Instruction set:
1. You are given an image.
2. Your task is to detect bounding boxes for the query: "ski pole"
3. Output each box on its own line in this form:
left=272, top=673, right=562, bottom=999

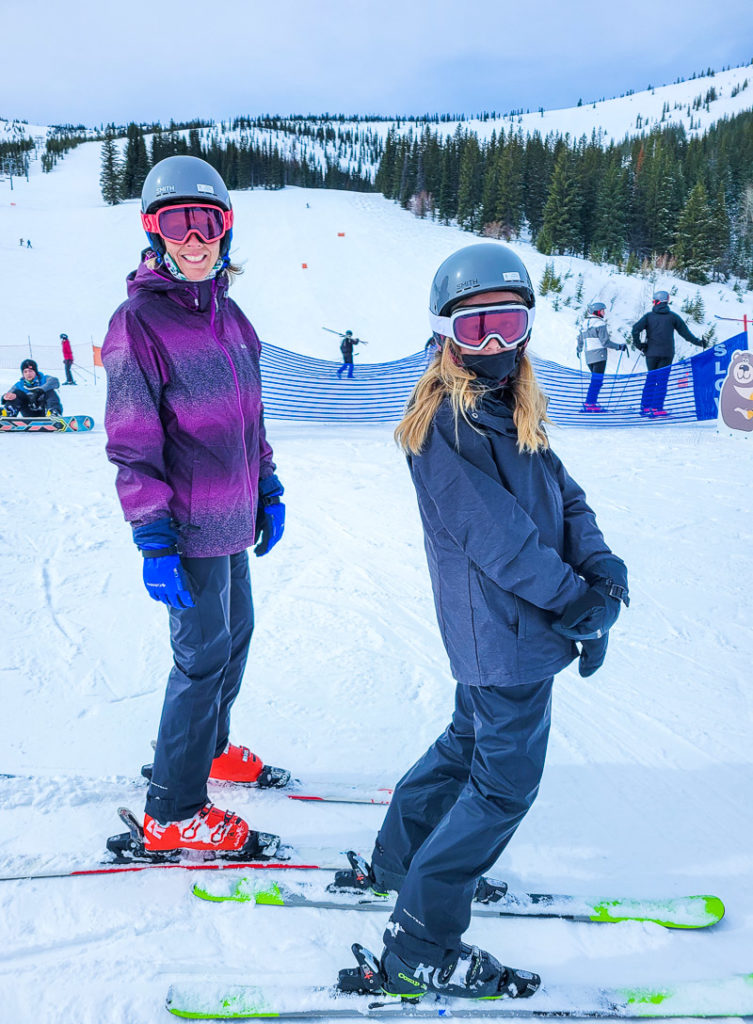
left=322, top=327, right=346, bottom=337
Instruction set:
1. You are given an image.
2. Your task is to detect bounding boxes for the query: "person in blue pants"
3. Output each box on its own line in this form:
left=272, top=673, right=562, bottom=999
left=353, top=244, right=629, bottom=1001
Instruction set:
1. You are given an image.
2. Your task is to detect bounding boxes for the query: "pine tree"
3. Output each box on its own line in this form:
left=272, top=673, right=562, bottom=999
left=710, top=183, right=731, bottom=279
left=536, top=148, right=581, bottom=254
left=674, top=180, right=715, bottom=283
left=591, top=162, right=628, bottom=263
left=456, top=134, right=481, bottom=231
left=99, top=136, right=121, bottom=205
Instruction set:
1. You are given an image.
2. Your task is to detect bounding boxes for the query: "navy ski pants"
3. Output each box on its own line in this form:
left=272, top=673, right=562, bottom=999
left=146, top=551, right=254, bottom=823
left=641, top=355, right=673, bottom=411
left=373, top=677, right=553, bottom=967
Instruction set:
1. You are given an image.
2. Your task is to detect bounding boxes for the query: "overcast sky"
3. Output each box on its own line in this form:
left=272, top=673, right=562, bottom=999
left=4, top=0, right=752, bottom=126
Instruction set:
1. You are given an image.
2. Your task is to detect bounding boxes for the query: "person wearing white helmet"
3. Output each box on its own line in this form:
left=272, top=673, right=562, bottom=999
left=576, top=302, right=627, bottom=412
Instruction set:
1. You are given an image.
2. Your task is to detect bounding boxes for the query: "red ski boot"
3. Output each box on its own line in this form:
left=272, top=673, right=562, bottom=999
left=209, top=744, right=291, bottom=788
left=143, top=802, right=250, bottom=852
left=106, top=806, right=281, bottom=863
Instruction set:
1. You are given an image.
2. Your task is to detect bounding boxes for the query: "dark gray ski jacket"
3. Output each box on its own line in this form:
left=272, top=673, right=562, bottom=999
left=407, top=393, right=619, bottom=687
left=631, top=303, right=702, bottom=358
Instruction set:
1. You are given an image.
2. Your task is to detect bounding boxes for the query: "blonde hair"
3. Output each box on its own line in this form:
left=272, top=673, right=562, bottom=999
left=395, top=341, right=551, bottom=455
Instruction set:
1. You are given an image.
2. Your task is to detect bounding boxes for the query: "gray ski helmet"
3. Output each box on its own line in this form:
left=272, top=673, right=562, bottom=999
left=653, top=290, right=670, bottom=304
left=587, top=302, right=607, bottom=317
left=429, top=243, right=535, bottom=319
left=141, top=155, right=233, bottom=258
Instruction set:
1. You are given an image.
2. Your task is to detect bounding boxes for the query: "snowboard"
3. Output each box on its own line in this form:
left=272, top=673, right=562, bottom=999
left=0, top=414, right=94, bottom=432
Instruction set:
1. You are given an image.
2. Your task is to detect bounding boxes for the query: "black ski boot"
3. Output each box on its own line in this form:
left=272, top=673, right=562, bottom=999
left=379, top=942, right=540, bottom=1000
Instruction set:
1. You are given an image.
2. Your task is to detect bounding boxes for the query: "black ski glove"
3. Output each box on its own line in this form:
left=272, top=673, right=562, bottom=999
left=552, top=585, right=621, bottom=641
left=578, top=634, right=609, bottom=677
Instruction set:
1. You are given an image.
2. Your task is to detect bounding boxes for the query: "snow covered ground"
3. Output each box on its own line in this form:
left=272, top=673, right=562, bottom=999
left=0, top=126, right=752, bottom=1024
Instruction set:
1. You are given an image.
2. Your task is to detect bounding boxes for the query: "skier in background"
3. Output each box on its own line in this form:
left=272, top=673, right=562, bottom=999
left=103, top=156, right=289, bottom=860
left=576, top=301, right=626, bottom=412
left=337, top=330, right=363, bottom=378
left=60, top=333, right=76, bottom=385
left=26, top=239, right=32, bottom=248
left=2, top=359, right=63, bottom=417
left=631, top=290, right=709, bottom=417
left=344, top=244, right=629, bottom=1000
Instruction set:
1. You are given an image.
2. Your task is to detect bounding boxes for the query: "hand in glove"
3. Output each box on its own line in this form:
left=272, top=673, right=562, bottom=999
left=254, top=473, right=285, bottom=557
left=578, top=634, right=609, bottom=677
left=142, top=554, right=194, bottom=608
left=619, top=343, right=628, bottom=352
left=133, top=517, right=195, bottom=609
left=552, top=584, right=622, bottom=641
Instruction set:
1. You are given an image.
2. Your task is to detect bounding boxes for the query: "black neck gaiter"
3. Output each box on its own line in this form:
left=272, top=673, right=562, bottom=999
left=460, top=348, right=519, bottom=385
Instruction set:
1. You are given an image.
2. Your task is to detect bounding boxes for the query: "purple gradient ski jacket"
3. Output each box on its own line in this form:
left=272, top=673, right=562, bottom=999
left=103, top=255, right=276, bottom=558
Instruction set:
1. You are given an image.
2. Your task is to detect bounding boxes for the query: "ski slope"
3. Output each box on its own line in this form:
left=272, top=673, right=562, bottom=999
left=0, top=123, right=752, bottom=1024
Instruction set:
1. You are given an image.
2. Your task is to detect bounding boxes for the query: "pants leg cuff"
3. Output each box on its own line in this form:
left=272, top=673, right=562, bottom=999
left=382, top=920, right=457, bottom=970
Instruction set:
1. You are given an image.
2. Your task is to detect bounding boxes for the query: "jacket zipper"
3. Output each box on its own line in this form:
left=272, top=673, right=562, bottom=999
left=207, top=281, right=256, bottom=508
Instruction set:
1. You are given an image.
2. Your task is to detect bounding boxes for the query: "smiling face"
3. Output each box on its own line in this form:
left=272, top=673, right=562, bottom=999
left=162, top=232, right=221, bottom=282
left=452, top=289, right=524, bottom=355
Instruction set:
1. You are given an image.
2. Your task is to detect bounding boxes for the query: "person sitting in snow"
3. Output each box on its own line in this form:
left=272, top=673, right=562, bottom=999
left=576, top=302, right=626, bottom=413
left=2, top=359, right=63, bottom=418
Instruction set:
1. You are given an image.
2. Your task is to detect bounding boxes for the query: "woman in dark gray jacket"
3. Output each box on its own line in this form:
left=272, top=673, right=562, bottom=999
left=345, top=244, right=629, bottom=1002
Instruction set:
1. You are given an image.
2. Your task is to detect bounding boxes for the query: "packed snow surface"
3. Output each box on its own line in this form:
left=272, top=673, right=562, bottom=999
left=0, top=127, right=751, bottom=1024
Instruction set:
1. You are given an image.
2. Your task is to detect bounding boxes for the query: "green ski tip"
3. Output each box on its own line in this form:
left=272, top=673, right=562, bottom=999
left=589, top=894, right=725, bottom=929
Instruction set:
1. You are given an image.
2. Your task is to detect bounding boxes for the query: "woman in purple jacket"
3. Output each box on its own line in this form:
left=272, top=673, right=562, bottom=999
left=103, top=156, right=287, bottom=859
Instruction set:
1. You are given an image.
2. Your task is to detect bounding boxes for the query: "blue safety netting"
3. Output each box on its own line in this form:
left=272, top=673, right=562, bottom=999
left=259, top=333, right=749, bottom=426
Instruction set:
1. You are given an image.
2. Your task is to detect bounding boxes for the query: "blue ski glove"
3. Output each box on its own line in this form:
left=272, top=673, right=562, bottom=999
left=133, top=518, right=195, bottom=609
left=254, top=474, right=285, bottom=558
left=142, top=554, right=195, bottom=608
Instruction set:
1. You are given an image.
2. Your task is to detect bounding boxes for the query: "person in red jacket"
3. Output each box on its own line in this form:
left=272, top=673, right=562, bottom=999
left=60, top=334, right=76, bottom=385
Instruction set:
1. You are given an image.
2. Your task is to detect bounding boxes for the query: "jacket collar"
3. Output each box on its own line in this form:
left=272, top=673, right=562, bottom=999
left=126, top=250, right=228, bottom=313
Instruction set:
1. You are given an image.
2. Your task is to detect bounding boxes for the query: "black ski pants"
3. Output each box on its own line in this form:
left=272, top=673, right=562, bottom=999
left=373, top=677, right=553, bottom=967
left=146, top=551, right=254, bottom=823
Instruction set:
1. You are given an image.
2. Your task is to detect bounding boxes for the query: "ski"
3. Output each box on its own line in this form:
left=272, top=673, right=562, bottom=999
left=0, top=846, right=349, bottom=883
left=166, top=971, right=753, bottom=1019
left=0, top=769, right=393, bottom=806
left=0, top=811, right=354, bottom=883
left=192, top=869, right=725, bottom=929
left=0, top=414, right=94, bottom=432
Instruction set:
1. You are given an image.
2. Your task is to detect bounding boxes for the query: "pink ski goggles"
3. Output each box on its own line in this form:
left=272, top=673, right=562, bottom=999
left=141, top=203, right=234, bottom=244
left=429, top=303, right=535, bottom=351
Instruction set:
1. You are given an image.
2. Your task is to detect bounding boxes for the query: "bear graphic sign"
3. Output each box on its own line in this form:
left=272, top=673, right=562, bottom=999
left=719, top=348, right=753, bottom=433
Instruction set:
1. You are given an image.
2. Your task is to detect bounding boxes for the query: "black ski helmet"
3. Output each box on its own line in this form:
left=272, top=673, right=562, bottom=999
left=140, top=155, right=233, bottom=260
left=20, top=358, right=39, bottom=375
left=345, top=330, right=353, bottom=337
left=429, top=243, right=536, bottom=320
left=60, top=333, right=69, bottom=339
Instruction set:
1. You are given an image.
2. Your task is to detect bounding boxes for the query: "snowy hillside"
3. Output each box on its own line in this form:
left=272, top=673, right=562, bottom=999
left=1, top=92, right=752, bottom=1024
left=3, top=61, right=752, bottom=187
left=1, top=135, right=747, bottom=375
